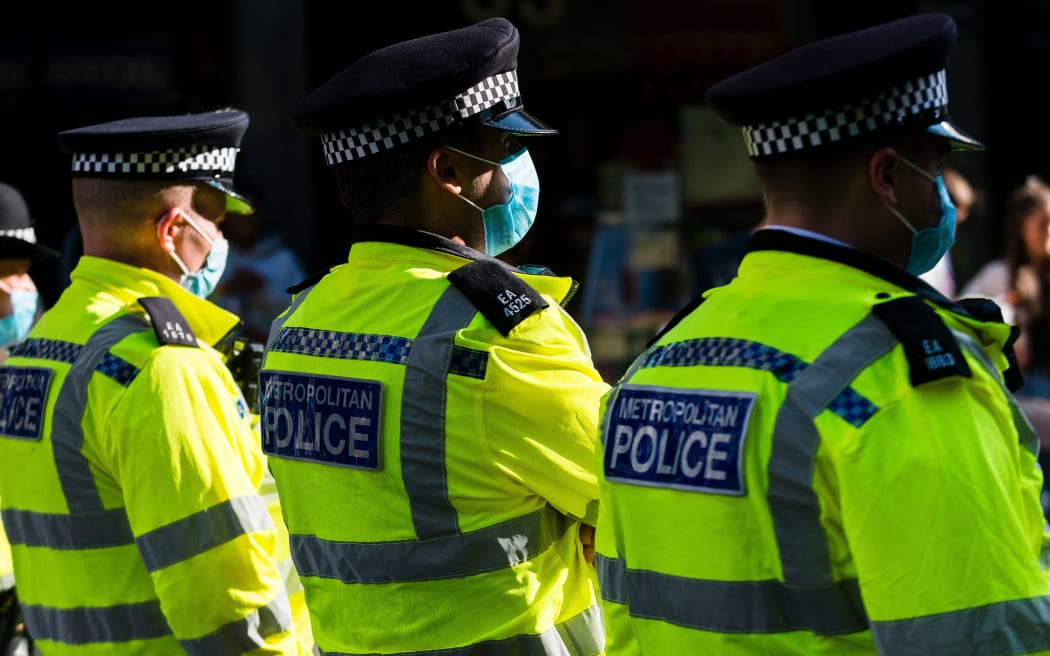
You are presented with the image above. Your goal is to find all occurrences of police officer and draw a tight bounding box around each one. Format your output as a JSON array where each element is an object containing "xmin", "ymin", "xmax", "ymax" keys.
[
  {"xmin": 595, "ymin": 13, "xmax": 1050, "ymax": 655},
  {"xmin": 0, "ymin": 182, "xmax": 58, "ymax": 362},
  {"xmin": 0, "ymin": 181, "xmax": 57, "ymax": 656},
  {"xmin": 0, "ymin": 110, "xmax": 309, "ymax": 655},
  {"xmin": 260, "ymin": 17, "xmax": 609, "ymax": 656}
]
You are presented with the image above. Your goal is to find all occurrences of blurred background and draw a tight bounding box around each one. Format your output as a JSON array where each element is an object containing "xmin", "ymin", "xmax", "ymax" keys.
[{"xmin": 0, "ymin": 0, "xmax": 1032, "ymax": 380}]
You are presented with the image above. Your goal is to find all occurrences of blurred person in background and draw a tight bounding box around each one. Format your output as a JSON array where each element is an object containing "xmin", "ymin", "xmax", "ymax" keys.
[{"xmin": 211, "ymin": 183, "xmax": 306, "ymax": 342}]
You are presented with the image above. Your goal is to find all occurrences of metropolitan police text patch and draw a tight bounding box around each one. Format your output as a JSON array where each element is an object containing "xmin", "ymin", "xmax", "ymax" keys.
[
  {"xmin": 260, "ymin": 371, "xmax": 382, "ymax": 470},
  {"xmin": 603, "ymin": 385, "xmax": 755, "ymax": 495},
  {"xmin": 0, "ymin": 367, "xmax": 53, "ymax": 440}
]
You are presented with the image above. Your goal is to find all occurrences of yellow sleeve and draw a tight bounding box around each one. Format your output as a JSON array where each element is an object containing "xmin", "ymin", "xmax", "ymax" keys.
[
  {"xmin": 834, "ymin": 381, "xmax": 1050, "ymax": 645},
  {"xmin": 105, "ymin": 346, "xmax": 303, "ymax": 654},
  {"xmin": 483, "ymin": 312, "xmax": 610, "ymax": 524}
]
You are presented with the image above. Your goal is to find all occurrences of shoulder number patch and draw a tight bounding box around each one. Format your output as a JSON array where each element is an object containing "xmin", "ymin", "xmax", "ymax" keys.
[
  {"xmin": 447, "ymin": 260, "xmax": 549, "ymax": 336},
  {"xmin": 260, "ymin": 371, "xmax": 382, "ymax": 470},
  {"xmin": 603, "ymin": 385, "xmax": 755, "ymax": 495},
  {"xmin": 0, "ymin": 366, "xmax": 53, "ymax": 440},
  {"xmin": 138, "ymin": 297, "xmax": 197, "ymax": 347},
  {"xmin": 872, "ymin": 296, "xmax": 971, "ymax": 386}
]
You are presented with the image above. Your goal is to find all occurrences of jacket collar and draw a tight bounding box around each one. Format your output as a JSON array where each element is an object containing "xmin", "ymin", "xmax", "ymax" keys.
[
  {"xmin": 70, "ymin": 256, "xmax": 242, "ymax": 348},
  {"xmin": 747, "ymin": 228, "xmax": 972, "ymax": 317}
]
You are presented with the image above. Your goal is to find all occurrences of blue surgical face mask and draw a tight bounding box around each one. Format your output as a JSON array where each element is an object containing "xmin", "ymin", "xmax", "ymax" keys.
[
  {"xmin": 169, "ymin": 210, "xmax": 229, "ymax": 298},
  {"xmin": 0, "ymin": 280, "xmax": 38, "ymax": 347},
  {"xmin": 448, "ymin": 146, "xmax": 540, "ymax": 256},
  {"xmin": 886, "ymin": 155, "xmax": 958, "ymax": 276}
]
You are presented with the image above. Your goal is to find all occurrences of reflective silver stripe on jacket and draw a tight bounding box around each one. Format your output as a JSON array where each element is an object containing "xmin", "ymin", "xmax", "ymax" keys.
[
  {"xmin": 17, "ymin": 311, "xmax": 290, "ymax": 647},
  {"xmin": 596, "ymin": 554, "xmax": 865, "ymax": 634},
  {"xmin": 180, "ymin": 596, "xmax": 293, "ymax": 656},
  {"xmin": 137, "ymin": 495, "xmax": 274, "ymax": 571},
  {"xmin": 768, "ymin": 313, "xmax": 897, "ymax": 593},
  {"xmin": 22, "ymin": 599, "xmax": 170, "ymax": 644},
  {"xmin": 291, "ymin": 506, "xmax": 572, "ymax": 583},
  {"xmin": 400, "ymin": 285, "xmax": 478, "ymax": 538},
  {"xmin": 318, "ymin": 604, "xmax": 603, "ymax": 656},
  {"xmin": 52, "ymin": 315, "xmax": 150, "ymax": 513},
  {"xmin": 871, "ymin": 595, "xmax": 1050, "ymax": 655},
  {"xmin": 22, "ymin": 595, "xmax": 293, "ymax": 652}
]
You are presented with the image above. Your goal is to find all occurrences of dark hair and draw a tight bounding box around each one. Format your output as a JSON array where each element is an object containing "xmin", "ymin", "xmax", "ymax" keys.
[
  {"xmin": 331, "ymin": 122, "xmax": 480, "ymax": 227},
  {"xmin": 1005, "ymin": 175, "xmax": 1050, "ymax": 276},
  {"xmin": 1004, "ymin": 175, "xmax": 1050, "ymax": 371}
]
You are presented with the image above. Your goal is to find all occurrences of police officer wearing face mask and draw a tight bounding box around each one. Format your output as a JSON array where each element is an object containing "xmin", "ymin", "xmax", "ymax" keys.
[
  {"xmin": 0, "ymin": 110, "xmax": 312, "ymax": 655},
  {"xmin": 0, "ymin": 183, "xmax": 58, "ymax": 361},
  {"xmin": 260, "ymin": 17, "xmax": 609, "ymax": 656},
  {"xmin": 0, "ymin": 181, "xmax": 57, "ymax": 656},
  {"xmin": 595, "ymin": 14, "xmax": 1050, "ymax": 655}
]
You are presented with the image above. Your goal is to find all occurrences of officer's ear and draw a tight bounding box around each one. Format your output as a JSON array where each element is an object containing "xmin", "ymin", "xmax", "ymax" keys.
[
  {"xmin": 869, "ymin": 147, "xmax": 900, "ymax": 207},
  {"xmin": 426, "ymin": 146, "xmax": 471, "ymax": 196},
  {"xmin": 155, "ymin": 208, "xmax": 181, "ymax": 254}
]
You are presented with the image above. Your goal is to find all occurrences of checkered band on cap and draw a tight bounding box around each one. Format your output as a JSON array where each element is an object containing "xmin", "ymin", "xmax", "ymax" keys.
[
  {"xmin": 321, "ymin": 71, "xmax": 521, "ymax": 165},
  {"xmin": 70, "ymin": 145, "xmax": 239, "ymax": 178},
  {"xmin": 0, "ymin": 227, "xmax": 35, "ymax": 243},
  {"xmin": 743, "ymin": 70, "xmax": 949, "ymax": 158}
]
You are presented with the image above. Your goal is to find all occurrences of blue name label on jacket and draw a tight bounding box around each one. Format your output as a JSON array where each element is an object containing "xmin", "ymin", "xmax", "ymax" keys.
[
  {"xmin": 604, "ymin": 385, "xmax": 755, "ymax": 495},
  {"xmin": 260, "ymin": 371, "xmax": 382, "ymax": 470},
  {"xmin": 0, "ymin": 367, "xmax": 53, "ymax": 441}
]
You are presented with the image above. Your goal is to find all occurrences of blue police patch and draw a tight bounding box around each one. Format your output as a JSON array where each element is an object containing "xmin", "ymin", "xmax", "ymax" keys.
[
  {"xmin": 603, "ymin": 385, "xmax": 755, "ymax": 495},
  {"xmin": 0, "ymin": 367, "xmax": 54, "ymax": 440},
  {"xmin": 260, "ymin": 371, "xmax": 382, "ymax": 470}
]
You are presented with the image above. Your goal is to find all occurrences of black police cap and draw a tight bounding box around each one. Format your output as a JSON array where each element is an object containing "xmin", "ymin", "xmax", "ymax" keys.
[
  {"xmin": 0, "ymin": 182, "xmax": 58, "ymax": 260},
  {"xmin": 705, "ymin": 13, "xmax": 983, "ymax": 160},
  {"xmin": 56, "ymin": 109, "xmax": 254, "ymax": 214},
  {"xmin": 294, "ymin": 17, "xmax": 556, "ymax": 166}
]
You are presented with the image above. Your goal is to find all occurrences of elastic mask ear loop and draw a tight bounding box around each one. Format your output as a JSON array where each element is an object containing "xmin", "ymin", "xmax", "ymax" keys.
[
  {"xmin": 886, "ymin": 155, "xmax": 931, "ymax": 233},
  {"xmin": 168, "ymin": 209, "xmax": 214, "ymax": 275},
  {"xmin": 0, "ymin": 280, "xmax": 12, "ymax": 295},
  {"xmin": 887, "ymin": 205, "xmax": 918, "ymax": 233},
  {"xmin": 897, "ymin": 155, "xmax": 937, "ymax": 184},
  {"xmin": 445, "ymin": 146, "xmax": 497, "ymax": 212},
  {"xmin": 445, "ymin": 146, "xmax": 499, "ymax": 167}
]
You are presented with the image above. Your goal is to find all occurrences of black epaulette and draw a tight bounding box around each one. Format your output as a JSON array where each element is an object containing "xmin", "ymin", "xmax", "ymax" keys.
[
  {"xmin": 447, "ymin": 259, "xmax": 549, "ymax": 336},
  {"xmin": 872, "ymin": 295, "xmax": 970, "ymax": 386},
  {"xmin": 137, "ymin": 297, "xmax": 198, "ymax": 347}
]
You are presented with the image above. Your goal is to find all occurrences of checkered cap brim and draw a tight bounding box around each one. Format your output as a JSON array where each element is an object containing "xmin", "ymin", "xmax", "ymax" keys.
[
  {"xmin": 0, "ymin": 227, "xmax": 36, "ymax": 243},
  {"xmin": 321, "ymin": 71, "xmax": 520, "ymax": 165},
  {"xmin": 70, "ymin": 145, "xmax": 239, "ymax": 178},
  {"xmin": 743, "ymin": 70, "xmax": 949, "ymax": 158}
]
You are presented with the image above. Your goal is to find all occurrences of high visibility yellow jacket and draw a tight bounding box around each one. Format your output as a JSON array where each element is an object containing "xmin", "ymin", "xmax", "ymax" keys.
[
  {"xmin": 0, "ymin": 256, "xmax": 308, "ymax": 655},
  {"xmin": 596, "ymin": 229, "xmax": 1050, "ymax": 655},
  {"xmin": 261, "ymin": 225, "xmax": 609, "ymax": 655}
]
